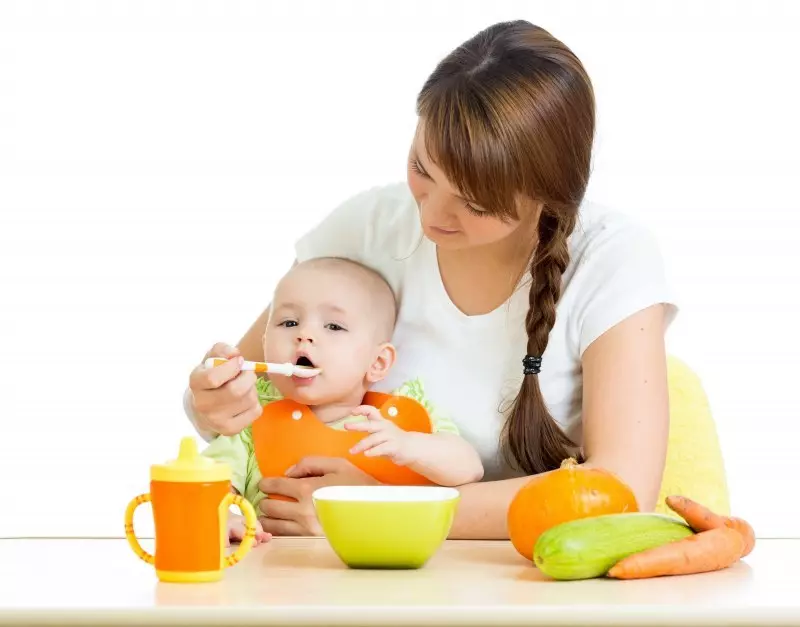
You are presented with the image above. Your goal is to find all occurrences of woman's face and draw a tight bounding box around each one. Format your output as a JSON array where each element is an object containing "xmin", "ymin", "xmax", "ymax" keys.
[{"xmin": 406, "ymin": 122, "xmax": 529, "ymax": 251}]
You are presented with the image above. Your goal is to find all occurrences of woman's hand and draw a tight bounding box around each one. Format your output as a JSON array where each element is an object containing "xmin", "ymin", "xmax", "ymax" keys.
[
  {"xmin": 188, "ymin": 342, "xmax": 262, "ymax": 436},
  {"xmin": 257, "ymin": 457, "xmax": 380, "ymax": 536}
]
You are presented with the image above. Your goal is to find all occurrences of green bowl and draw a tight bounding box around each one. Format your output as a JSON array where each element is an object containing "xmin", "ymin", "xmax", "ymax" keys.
[{"xmin": 312, "ymin": 485, "xmax": 460, "ymax": 569}]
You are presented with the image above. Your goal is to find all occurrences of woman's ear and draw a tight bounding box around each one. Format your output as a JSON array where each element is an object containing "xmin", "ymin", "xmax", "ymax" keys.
[{"xmin": 365, "ymin": 342, "xmax": 397, "ymax": 384}]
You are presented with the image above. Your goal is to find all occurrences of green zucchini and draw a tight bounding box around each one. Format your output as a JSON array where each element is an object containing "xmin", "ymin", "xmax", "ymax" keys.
[{"xmin": 533, "ymin": 513, "xmax": 694, "ymax": 580}]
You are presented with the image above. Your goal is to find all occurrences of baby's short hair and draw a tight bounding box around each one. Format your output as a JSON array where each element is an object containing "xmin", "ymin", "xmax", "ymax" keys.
[{"xmin": 295, "ymin": 256, "xmax": 397, "ymax": 340}]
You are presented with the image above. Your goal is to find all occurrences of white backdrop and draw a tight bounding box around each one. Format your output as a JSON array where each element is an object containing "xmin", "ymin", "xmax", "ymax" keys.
[{"xmin": 1, "ymin": 0, "xmax": 798, "ymax": 538}]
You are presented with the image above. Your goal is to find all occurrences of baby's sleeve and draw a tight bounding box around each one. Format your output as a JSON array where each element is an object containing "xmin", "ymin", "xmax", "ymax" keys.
[
  {"xmin": 201, "ymin": 427, "xmax": 254, "ymax": 496},
  {"xmin": 199, "ymin": 380, "xmax": 276, "ymax": 501},
  {"xmin": 394, "ymin": 378, "xmax": 460, "ymax": 436},
  {"xmin": 255, "ymin": 377, "xmax": 283, "ymax": 405}
]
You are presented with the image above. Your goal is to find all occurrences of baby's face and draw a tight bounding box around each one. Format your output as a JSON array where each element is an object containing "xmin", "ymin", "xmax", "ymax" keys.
[{"xmin": 263, "ymin": 263, "xmax": 391, "ymax": 406}]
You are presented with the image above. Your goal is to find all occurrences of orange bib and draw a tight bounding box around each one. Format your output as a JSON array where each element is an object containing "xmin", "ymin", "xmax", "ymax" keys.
[{"xmin": 251, "ymin": 391, "xmax": 437, "ymax": 500}]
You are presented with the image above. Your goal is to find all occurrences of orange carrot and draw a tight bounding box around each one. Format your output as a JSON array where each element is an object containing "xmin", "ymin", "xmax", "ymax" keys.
[
  {"xmin": 665, "ymin": 495, "xmax": 727, "ymax": 531},
  {"xmin": 665, "ymin": 495, "xmax": 756, "ymax": 557},
  {"xmin": 724, "ymin": 516, "xmax": 756, "ymax": 558},
  {"xmin": 607, "ymin": 527, "xmax": 744, "ymax": 580}
]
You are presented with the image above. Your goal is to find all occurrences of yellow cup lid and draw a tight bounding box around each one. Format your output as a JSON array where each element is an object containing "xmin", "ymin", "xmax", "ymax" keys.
[{"xmin": 150, "ymin": 437, "xmax": 231, "ymax": 483}]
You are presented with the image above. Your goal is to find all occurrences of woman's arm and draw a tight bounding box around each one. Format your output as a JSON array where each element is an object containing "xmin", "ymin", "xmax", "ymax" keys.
[
  {"xmin": 579, "ymin": 302, "xmax": 670, "ymax": 511},
  {"xmin": 448, "ymin": 304, "xmax": 670, "ymax": 539},
  {"xmin": 257, "ymin": 304, "xmax": 670, "ymax": 538}
]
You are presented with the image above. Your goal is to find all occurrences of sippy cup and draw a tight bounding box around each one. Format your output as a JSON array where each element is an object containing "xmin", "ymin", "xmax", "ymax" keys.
[{"xmin": 125, "ymin": 437, "xmax": 257, "ymax": 583}]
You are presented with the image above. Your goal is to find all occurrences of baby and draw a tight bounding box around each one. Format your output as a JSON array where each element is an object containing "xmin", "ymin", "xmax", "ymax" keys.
[{"xmin": 201, "ymin": 256, "xmax": 483, "ymax": 543}]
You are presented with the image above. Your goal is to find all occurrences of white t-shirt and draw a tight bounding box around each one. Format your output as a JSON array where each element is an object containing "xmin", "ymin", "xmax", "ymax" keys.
[{"xmin": 295, "ymin": 182, "xmax": 678, "ymax": 482}]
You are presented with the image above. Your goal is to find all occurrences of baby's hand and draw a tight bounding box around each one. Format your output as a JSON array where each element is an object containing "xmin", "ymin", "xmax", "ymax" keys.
[
  {"xmin": 226, "ymin": 513, "xmax": 272, "ymax": 547},
  {"xmin": 344, "ymin": 405, "xmax": 419, "ymax": 466}
]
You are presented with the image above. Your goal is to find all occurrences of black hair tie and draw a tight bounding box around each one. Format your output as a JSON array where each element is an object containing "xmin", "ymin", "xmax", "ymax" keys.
[{"xmin": 523, "ymin": 355, "xmax": 542, "ymax": 375}]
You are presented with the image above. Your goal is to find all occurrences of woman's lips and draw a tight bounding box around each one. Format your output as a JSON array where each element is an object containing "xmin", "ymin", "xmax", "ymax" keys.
[{"xmin": 430, "ymin": 226, "xmax": 460, "ymax": 235}]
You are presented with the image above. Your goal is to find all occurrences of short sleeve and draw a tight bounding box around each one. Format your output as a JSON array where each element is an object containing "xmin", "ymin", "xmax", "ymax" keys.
[
  {"xmin": 293, "ymin": 183, "xmax": 422, "ymax": 295},
  {"xmin": 568, "ymin": 217, "xmax": 679, "ymax": 356},
  {"xmin": 294, "ymin": 187, "xmax": 377, "ymax": 265},
  {"xmin": 255, "ymin": 377, "xmax": 283, "ymax": 405}
]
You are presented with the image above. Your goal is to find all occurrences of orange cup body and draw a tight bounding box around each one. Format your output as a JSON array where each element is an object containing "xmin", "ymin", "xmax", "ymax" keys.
[{"xmin": 150, "ymin": 479, "xmax": 229, "ymax": 573}]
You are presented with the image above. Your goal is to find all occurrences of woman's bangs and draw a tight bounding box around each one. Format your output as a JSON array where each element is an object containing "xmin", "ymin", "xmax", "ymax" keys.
[{"xmin": 418, "ymin": 85, "xmax": 520, "ymax": 220}]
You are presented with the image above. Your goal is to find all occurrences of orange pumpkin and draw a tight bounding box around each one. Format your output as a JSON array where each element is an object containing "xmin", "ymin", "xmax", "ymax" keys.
[
  {"xmin": 507, "ymin": 458, "xmax": 639, "ymax": 561},
  {"xmin": 251, "ymin": 390, "xmax": 437, "ymax": 501}
]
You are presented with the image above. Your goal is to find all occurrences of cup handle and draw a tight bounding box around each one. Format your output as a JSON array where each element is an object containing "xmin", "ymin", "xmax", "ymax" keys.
[
  {"xmin": 220, "ymin": 493, "xmax": 257, "ymax": 568},
  {"xmin": 125, "ymin": 493, "xmax": 155, "ymax": 565}
]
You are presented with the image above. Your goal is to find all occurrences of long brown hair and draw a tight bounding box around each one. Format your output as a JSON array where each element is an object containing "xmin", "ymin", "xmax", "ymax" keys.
[{"xmin": 416, "ymin": 20, "xmax": 595, "ymax": 475}]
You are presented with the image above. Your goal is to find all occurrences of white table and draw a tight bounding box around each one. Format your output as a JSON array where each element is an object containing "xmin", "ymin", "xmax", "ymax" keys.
[{"xmin": 0, "ymin": 537, "xmax": 797, "ymax": 626}]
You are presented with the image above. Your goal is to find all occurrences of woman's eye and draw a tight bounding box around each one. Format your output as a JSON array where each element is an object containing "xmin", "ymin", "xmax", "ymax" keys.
[
  {"xmin": 464, "ymin": 201, "xmax": 487, "ymax": 217},
  {"xmin": 409, "ymin": 158, "xmax": 430, "ymax": 179}
]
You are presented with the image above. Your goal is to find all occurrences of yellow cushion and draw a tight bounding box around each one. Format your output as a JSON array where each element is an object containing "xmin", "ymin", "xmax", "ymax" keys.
[{"xmin": 654, "ymin": 356, "xmax": 730, "ymax": 517}]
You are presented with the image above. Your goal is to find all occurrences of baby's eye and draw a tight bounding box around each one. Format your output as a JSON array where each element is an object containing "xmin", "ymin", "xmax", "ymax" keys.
[
  {"xmin": 278, "ymin": 320, "xmax": 298, "ymax": 328},
  {"xmin": 325, "ymin": 323, "xmax": 346, "ymax": 332}
]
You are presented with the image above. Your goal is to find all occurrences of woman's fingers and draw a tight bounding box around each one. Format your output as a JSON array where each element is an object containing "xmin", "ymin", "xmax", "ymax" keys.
[
  {"xmin": 190, "ymin": 355, "xmax": 243, "ymax": 392},
  {"xmin": 284, "ymin": 457, "xmax": 382, "ymax": 486},
  {"xmin": 283, "ymin": 456, "xmax": 352, "ymax": 479},
  {"xmin": 223, "ymin": 369, "xmax": 258, "ymax": 401},
  {"xmin": 256, "ymin": 459, "xmax": 382, "ymax": 536},
  {"xmin": 258, "ymin": 516, "xmax": 311, "ymax": 537},
  {"xmin": 203, "ymin": 342, "xmax": 241, "ymax": 361},
  {"xmin": 259, "ymin": 496, "xmax": 303, "ymax": 520},
  {"xmin": 258, "ymin": 484, "xmax": 321, "ymax": 537},
  {"xmin": 224, "ymin": 400, "xmax": 264, "ymax": 435},
  {"xmin": 258, "ymin": 494, "xmax": 324, "ymax": 536},
  {"xmin": 196, "ymin": 373, "xmax": 257, "ymax": 416},
  {"xmin": 259, "ymin": 475, "xmax": 315, "ymax": 501},
  {"xmin": 188, "ymin": 343, "xmax": 261, "ymax": 436}
]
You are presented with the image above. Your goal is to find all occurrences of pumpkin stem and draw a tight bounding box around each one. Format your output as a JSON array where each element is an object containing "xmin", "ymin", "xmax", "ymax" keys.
[{"xmin": 560, "ymin": 457, "xmax": 579, "ymax": 470}]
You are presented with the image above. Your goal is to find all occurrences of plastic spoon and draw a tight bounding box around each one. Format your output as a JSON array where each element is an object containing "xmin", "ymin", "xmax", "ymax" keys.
[{"xmin": 203, "ymin": 357, "xmax": 321, "ymax": 378}]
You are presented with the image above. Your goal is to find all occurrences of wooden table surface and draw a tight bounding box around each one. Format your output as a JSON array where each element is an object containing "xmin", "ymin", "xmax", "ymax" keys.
[{"xmin": 0, "ymin": 537, "xmax": 797, "ymax": 626}]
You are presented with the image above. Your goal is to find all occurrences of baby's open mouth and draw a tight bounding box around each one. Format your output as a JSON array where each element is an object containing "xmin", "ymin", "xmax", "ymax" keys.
[{"xmin": 295, "ymin": 355, "xmax": 315, "ymax": 368}]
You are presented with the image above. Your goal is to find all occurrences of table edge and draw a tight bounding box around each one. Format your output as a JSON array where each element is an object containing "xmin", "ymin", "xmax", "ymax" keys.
[{"xmin": 0, "ymin": 605, "xmax": 798, "ymax": 627}]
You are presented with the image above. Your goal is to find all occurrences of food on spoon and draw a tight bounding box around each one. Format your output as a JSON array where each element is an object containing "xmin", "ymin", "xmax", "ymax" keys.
[
  {"xmin": 607, "ymin": 526, "xmax": 744, "ymax": 579},
  {"xmin": 507, "ymin": 458, "xmax": 639, "ymax": 561},
  {"xmin": 532, "ymin": 512, "xmax": 693, "ymax": 580}
]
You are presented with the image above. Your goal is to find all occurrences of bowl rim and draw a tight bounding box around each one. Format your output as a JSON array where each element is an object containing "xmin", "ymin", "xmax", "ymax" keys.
[{"xmin": 311, "ymin": 485, "xmax": 460, "ymax": 503}]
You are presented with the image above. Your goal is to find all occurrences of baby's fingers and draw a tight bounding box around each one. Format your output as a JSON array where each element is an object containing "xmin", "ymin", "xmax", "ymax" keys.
[
  {"xmin": 254, "ymin": 530, "xmax": 272, "ymax": 545},
  {"xmin": 228, "ymin": 526, "xmax": 242, "ymax": 545},
  {"xmin": 343, "ymin": 420, "xmax": 382, "ymax": 433},
  {"xmin": 349, "ymin": 405, "xmax": 386, "ymax": 421},
  {"xmin": 253, "ymin": 519, "xmax": 272, "ymax": 545},
  {"xmin": 349, "ymin": 431, "xmax": 389, "ymax": 456},
  {"xmin": 362, "ymin": 440, "xmax": 399, "ymax": 459}
]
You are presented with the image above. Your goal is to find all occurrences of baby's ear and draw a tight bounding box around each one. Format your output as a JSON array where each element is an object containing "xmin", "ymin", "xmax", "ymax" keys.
[{"xmin": 365, "ymin": 342, "xmax": 397, "ymax": 383}]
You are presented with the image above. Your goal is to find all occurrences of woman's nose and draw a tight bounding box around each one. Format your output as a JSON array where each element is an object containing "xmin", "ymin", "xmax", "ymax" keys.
[{"xmin": 421, "ymin": 191, "xmax": 452, "ymax": 221}]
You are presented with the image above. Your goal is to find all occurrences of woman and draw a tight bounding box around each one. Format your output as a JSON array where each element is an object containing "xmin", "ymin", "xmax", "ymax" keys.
[{"xmin": 184, "ymin": 20, "xmax": 677, "ymax": 539}]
